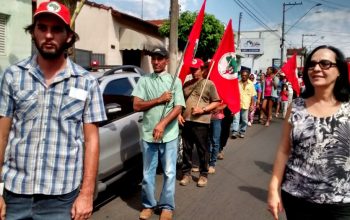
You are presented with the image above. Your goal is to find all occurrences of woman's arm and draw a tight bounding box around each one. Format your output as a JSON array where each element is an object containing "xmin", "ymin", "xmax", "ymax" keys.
[{"xmin": 267, "ymin": 106, "xmax": 292, "ymax": 220}]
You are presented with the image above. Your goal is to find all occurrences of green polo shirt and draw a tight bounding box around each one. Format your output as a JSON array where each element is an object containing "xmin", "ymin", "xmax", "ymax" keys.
[{"xmin": 132, "ymin": 71, "xmax": 185, "ymax": 143}]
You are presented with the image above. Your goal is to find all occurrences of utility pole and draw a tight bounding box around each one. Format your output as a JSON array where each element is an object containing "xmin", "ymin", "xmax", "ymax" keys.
[
  {"xmin": 237, "ymin": 12, "xmax": 242, "ymax": 50},
  {"xmin": 280, "ymin": 2, "xmax": 302, "ymax": 66},
  {"xmin": 169, "ymin": 0, "xmax": 179, "ymax": 75},
  {"xmin": 141, "ymin": 0, "xmax": 143, "ymax": 19},
  {"xmin": 301, "ymin": 34, "xmax": 315, "ymax": 67}
]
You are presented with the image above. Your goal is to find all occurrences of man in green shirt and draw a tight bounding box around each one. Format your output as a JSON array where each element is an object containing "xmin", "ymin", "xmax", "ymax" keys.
[{"xmin": 132, "ymin": 47, "xmax": 185, "ymax": 220}]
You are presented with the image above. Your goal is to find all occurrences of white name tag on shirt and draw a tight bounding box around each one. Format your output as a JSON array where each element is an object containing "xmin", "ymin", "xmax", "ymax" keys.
[{"xmin": 69, "ymin": 87, "xmax": 88, "ymax": 101}]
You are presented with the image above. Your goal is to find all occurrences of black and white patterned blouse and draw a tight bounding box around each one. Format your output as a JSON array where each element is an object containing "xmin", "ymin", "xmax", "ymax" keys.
[{"xmin": 282, "ymin": 98, "xmax": 350, "ymax": 204}]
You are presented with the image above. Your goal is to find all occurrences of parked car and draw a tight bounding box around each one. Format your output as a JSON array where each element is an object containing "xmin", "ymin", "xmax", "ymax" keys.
[{"xmin": 90, "ymin": 65, "xmax": 145, "ymax": 198}]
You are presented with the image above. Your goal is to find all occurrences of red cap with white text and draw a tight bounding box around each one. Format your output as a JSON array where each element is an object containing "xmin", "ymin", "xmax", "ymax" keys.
[
  {"xmin": 190, "ymin": 58, "xmax": 204, "ymax": 69},
  {"xmin": 34, "ymin": 1, "xmax": 71, "ymax": 26}
]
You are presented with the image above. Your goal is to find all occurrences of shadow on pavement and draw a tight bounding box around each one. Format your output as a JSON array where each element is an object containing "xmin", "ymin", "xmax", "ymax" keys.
[
  {"xmin": 238, "ymin": 186, "xmax": 268, "ymax": 203},
  {"xmin": 254, "ymin": 160, "xmax": 273, "ymax": 175},
  {"xmin": 94, "ymin": 164, "xmax": 143, "ymax": 212}
]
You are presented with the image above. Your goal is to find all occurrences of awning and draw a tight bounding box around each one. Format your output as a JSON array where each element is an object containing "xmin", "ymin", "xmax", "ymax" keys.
[{"xmin": 119, "ymin": 28, "xmax": 164, "ymax": 51}]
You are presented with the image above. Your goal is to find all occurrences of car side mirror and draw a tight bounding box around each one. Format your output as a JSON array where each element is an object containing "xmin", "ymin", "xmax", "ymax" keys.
[{"xmin": 105, "ymin": 103, "xmax": 122, "ymax": 115}]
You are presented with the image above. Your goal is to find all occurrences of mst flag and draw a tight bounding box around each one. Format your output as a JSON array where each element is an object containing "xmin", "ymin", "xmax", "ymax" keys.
[
  {"xmin": 281, "ymin": 53, "xmax": 300, "ymax": 96},
  {"xmin": 210, "ymin": 19, "xmax": 240, "ymax": 114},
  {"xmin": 347, "ymin": 62, "xmax": 350, "ymax": 83},
  {"xmin": 178, "ymin": 0, "xmax": 206, "ymax": 83}
]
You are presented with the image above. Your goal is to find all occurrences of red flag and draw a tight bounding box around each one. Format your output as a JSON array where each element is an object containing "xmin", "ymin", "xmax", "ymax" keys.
[
  {"xmin": 178, "ymin": 0, "xmax": 206, "ymax": 83},
  {"xmin": 347, "ymin": 62, "xmax": 350, "ymax": 83},
  {"xmin": 209, "ymin": 19, "xmax": 240, "ymax": 114},
  {"xmin": 281, "ymin": 53, "xmax": 300, "ymax": 96}
]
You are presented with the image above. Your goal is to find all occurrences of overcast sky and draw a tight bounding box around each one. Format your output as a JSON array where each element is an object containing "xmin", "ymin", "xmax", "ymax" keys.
[{"xmin": 93, "ymin": 0, "xmax": 350, "ymax": 57}]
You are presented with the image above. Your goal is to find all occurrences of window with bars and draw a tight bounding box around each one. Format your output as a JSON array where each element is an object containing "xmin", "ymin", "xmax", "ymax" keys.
[{"xmin": 0, "ymin": 13, "xmax": 8, "ymax": 55}]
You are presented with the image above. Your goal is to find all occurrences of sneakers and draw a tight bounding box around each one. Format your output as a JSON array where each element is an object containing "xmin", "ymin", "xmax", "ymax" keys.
[
  {"xmin": 231, "ymin": 133, "xmax": 238, "ymax": 139},
  {"xmin": 139, "ymin": 208, "xmax": 153, "ymax": 220},
  {"xmin": 191, "ymin": 167, "xmax": 199, "ymax": 172},
  {"xmin": 197, "ymin": 176, "xmax": 208, "ymax": 187},
  {"xmin": 239, "ymin": 133, "xmax": 245, "ymax": 138},
  {"xmin": 208, "ymin": 166, "xmax": 215, "ymax": 174},
  {"xmin": 217, "ymin": 151, "xmax": 224, "ymax": 160},
  {"xmin": 248, "ymin": 121, "xmax": 252, "ymax": 126},
  {"xmin": 179, "ymin": 175, "xmax": 191, "ymax": 186},
  {"xmin": 159, "ymin": 209, "xmax": 173, "ymax": 220}
]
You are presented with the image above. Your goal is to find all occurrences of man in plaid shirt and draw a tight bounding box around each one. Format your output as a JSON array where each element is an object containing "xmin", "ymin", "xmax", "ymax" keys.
[{"xmin": 0, "ymin": 1, "xmax": 106, "ymax": 219}]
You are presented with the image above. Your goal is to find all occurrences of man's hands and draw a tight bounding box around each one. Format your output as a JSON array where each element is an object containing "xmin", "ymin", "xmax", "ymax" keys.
[
  {"xmin": 178, "ymin": 115, "xmax": 185, "ymax": 127},
  {"xmin": 158, "ymin": 91, "xmax": 172, "ymax": 104},
  {"xmin": 153, "ymin": 121, "xmax": 166, "ymax": 142},
  {"xmin": 191, "ymin": 107, "xmax": 205, "ymax": 115},
  {"xmin": 71, "ymin": 192, "xmax": 94, "ymax": 220}
]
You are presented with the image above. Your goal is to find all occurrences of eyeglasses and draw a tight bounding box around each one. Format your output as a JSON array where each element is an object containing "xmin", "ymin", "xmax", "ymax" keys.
[{"xmin": 308, "ymin": 60, "xmax": 337, "ymax": 70}]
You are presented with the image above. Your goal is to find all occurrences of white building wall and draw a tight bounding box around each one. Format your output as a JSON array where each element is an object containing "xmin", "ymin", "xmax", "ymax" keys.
[
  {"xmin": 238, "ymin": 30, "xmax": 281, "ymax": 73},
  {"xmin": 75, "ymin": 5, "xmax": 123, "ymax": 65},
  {"xmin": 0, "ymin": 0, "xmax": 32, "ymax": 74}
]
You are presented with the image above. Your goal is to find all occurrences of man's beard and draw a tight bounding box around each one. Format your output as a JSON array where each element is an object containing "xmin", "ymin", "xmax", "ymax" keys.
[{"xmin": 34, "ymin": 39, "xmax": 67, "ymax": 60}]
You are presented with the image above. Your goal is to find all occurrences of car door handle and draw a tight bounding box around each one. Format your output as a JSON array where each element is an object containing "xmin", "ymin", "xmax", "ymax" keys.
[{"xmin": 138, "ymin": 116, "xmax": 143, "ymax": 122}]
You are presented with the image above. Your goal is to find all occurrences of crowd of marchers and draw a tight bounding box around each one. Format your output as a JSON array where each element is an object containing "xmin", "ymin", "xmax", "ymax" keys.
[
  {"xmin": 135, "ymin": 44, "xmax": 309, "ymax": 220},
  {"xmin": 134, "ymin": 45, "xmax": 350, "ymax": 220}
]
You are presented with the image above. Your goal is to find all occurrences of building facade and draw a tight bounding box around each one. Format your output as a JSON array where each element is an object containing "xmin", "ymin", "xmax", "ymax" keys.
[
  {"xmin": 238, "ymin": 30, "xmax": 281, "ymax": 74},
  {"xmin": 0, "ymin": 0, "xmax": 32, "ymax": 75},
  {"xmin": 75, "ymin": 1, "xmax": 166, "ymax": 72}
]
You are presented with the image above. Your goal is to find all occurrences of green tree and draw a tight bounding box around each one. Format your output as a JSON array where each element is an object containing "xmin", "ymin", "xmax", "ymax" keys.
[
  {"xmin": 56, "ymin": 0, "xmax": 86, "ymax": 60},
  {"xmin": 56, "ymin": 0, "xmax": 86, "ymax": 28},
  {"xmin": 159, "ymin": 11, "xmax": 225, "ymax": 61}
]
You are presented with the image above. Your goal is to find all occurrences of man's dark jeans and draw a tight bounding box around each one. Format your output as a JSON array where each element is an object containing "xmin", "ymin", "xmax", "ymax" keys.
[{"xmin": 181, "ymin": 121, "xmax": 210, "ymax": 178}]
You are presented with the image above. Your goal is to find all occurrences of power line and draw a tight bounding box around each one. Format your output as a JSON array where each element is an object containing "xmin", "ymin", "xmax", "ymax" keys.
[
  {"xmin": 232, "ymin": 0, "xmax": 281, "ymax": 39},
  {"xmin": 241, "ymin": 0, "xmax": 270, "ymax": 25}
]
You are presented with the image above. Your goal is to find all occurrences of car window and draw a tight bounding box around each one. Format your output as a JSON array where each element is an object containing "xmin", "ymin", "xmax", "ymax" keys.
[
  {"xmin": 100, "ymin": 78, "xmax": 135, "ymax": 126},
  {"xmin": 104, "ymin": 78, "xmax": 133, "ymax": 96}
]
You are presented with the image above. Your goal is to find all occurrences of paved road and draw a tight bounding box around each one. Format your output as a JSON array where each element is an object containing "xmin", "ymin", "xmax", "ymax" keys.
[{"xmin": 92, "ymin": 118, "xmax": 287, "ymax": 220}]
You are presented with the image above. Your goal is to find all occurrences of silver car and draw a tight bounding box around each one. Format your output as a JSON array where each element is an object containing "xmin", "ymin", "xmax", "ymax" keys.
[{"xmin": 91, "ymin": 66, "xmax": 145, "ymax": 197}]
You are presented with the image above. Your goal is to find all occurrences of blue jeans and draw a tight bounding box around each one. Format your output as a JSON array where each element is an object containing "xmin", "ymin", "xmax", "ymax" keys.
[
  {"xmin": 209, "ymin": 119, "xmax": 222, "ymax": 167},
  {"xmin": 141, "ymin": 138, "xmax": 177, "ymax": 210},
  {"xmin": 231, "ymin": 109, "xmax": 249, "ymax": 135},
  {"xmin": 4, "ymin": 188, "xmax": 79, "ymax": 220}
]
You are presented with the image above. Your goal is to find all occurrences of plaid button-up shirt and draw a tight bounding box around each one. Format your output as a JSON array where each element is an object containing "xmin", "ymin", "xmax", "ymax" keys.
[{"xmin": 0, "ymin": 55, "xmax": 106, "ymax": 195}]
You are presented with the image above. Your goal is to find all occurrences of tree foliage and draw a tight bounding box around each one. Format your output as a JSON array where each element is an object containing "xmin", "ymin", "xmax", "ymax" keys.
[
  {"xmin": 159, "ymin": 11, "xmax": 225, "ymax": 61},
  {"xmin": 56, "ymin": 0, "xmax": 86, "ymax": 28}
]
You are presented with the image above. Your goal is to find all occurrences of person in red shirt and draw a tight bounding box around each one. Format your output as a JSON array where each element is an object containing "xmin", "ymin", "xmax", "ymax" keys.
[{"xmin": 280, "ymin": 84, "xmax": 289, "ymax": 118}]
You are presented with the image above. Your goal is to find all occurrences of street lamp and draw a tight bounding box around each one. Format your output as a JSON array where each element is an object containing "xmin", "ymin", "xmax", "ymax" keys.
[
  {"xmin": 301, "ymin": 34, "xmax": 316, "ymax": 67},
  {"xmin": 280, "ymin": 2, "xmax": 322, "ymax": 66}
]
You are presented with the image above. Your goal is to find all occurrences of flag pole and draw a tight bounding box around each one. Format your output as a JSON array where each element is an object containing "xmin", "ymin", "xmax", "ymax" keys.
[
  {"xmin": 159, "ymin": 41, "xmax": 189, "ymax": 119},
  {"xmin": 158, "ymin": 0, "xmax": 206, "ymax": 120},
  {"xmin": 195, "ymin": 60, "xmax": 215, "ymax": 107}
]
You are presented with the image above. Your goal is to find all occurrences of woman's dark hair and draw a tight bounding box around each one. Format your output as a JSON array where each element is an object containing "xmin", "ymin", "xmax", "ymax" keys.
[
  {"xmin": 24, "ymin": 17, "xmax": 79, "ymax": 50},
  {"xmin": 266, "ymin": 66, "xmax": 276, "ymax": 74},
  {"xmin": 301, "ymin": 45, "xmax": 350, "ymax": 102},
  {"xmin": 240, "ymin": 69, "xmax": 250, "ymax": 76}
]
